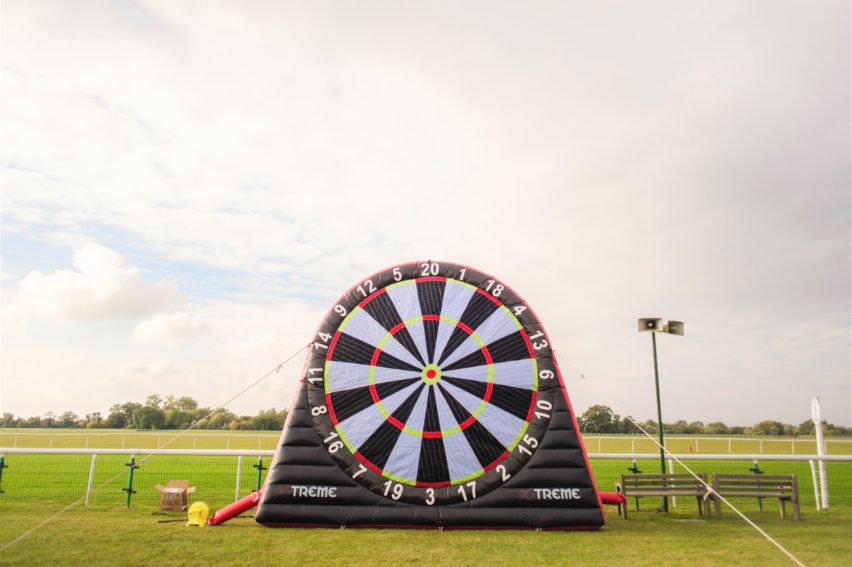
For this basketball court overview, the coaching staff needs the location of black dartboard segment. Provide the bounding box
[256,261,604,529]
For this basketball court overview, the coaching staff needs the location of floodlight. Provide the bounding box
[666,321,684,336]
[638,318,664,332]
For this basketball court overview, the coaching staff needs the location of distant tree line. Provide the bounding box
[0,394,287,431]
[577,405,852,437]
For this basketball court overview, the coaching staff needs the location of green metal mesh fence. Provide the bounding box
[0,453,847,511]
[0,453,271,506]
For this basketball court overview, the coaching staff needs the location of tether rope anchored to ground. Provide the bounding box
[555,352,807,567]
[0,343,310,555]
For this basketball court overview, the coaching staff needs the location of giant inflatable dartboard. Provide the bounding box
[256,261,604,529]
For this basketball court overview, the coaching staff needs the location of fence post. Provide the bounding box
[808,460,822,511]
[0,453,7,494]
[235,456,243,501]
[728,438,732,453]
[668,458,676,507]
[628,460,641,511]
[254,456,266,492]
[85,454,97,506]
[749,459,764,512]
[124,454,138,508]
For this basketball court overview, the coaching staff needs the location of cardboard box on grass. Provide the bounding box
[155,480,196,511]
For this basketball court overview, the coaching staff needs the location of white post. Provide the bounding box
[227,436,230,450]
[728,438,732,453]
[695,438,699,453]
[85,454,97,506]
[257,437,261,450]
[668,458,676,507]
[121,436,125,449]
[193,437,197,449]
[85,436,89,449]
[808,460,821,511]
[812,397,829,509]
[631,438,635,453]
[235,456,243,501]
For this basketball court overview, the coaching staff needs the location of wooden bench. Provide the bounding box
[615,473,710,518]
[711,474,800,520]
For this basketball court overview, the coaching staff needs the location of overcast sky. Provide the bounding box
[1,0,849,426]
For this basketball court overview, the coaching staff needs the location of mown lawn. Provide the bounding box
[1,501,851,566]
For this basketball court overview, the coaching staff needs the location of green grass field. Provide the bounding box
[1,501,850,566]
[2,431,850,565]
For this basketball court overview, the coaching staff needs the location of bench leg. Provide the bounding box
[793,500,800,521]
[714,495,722,518]
[779,499,786,519]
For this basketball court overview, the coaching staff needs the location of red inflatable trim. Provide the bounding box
[599,491,627,506]
[208,490,262,526]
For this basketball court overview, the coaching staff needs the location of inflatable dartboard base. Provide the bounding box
[255,261,604,530]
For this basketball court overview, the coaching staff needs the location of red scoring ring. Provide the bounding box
[364,314,493,436]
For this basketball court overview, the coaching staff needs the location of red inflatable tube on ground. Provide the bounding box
[208,490,262,526]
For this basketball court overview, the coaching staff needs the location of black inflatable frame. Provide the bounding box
[255,261,605,530]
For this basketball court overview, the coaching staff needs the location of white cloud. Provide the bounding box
[119,359,177,376]
[131,311,210,346]
[224,333,277,357]
[0,2,848,424]
[15,242,181,321]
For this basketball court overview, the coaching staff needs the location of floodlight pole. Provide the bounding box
[639,317,683,514]
[651,331,668,512]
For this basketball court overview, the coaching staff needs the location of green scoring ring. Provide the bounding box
[376,314,492,438]
[321,277,540,486]
[420,363,442,385]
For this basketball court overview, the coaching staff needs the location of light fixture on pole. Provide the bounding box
[638,317,684,513]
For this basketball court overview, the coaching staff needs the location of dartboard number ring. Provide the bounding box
[306,261,559,505]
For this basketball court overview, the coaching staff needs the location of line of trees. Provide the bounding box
[0,394,287,431]
[3,399,849,436]
[577,405,852,436]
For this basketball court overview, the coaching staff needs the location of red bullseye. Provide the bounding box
[420,364,442,385]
